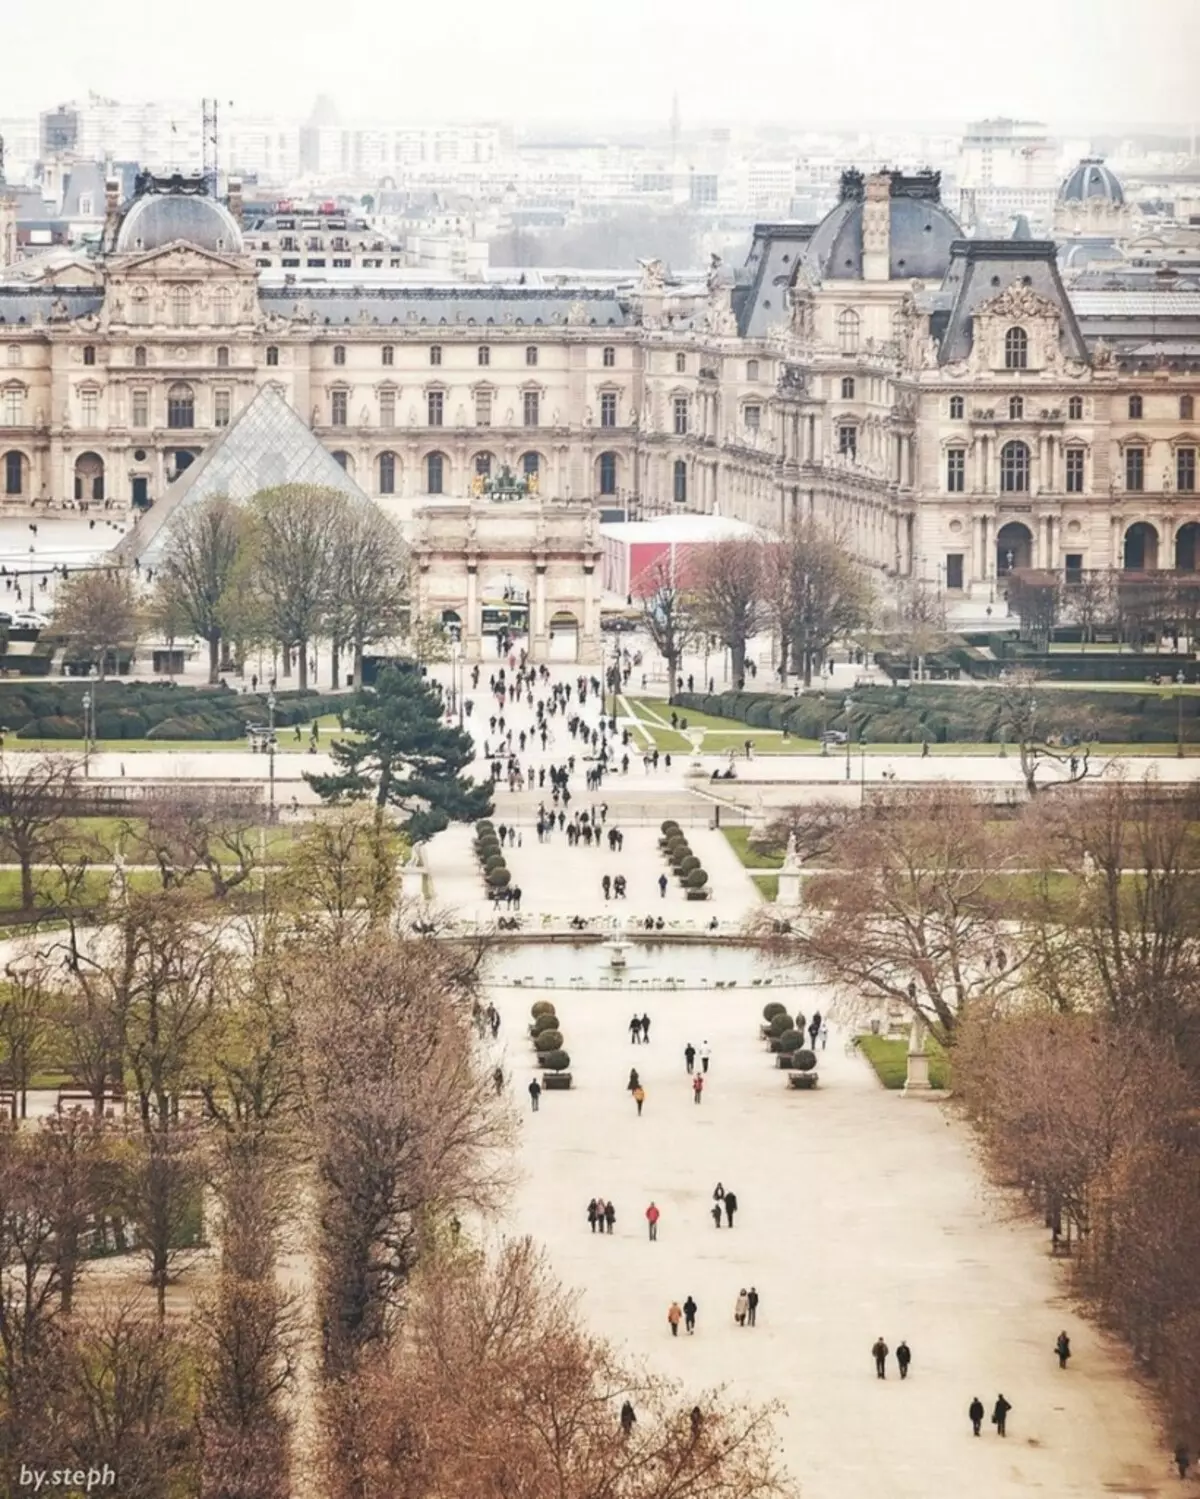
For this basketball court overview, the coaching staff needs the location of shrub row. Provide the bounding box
[761,1004,816,1074]
[658,821,708,899]
[475,820,511,890]
[668,685,1196,747]
[529,999,569,1073]
[6,681,345,740]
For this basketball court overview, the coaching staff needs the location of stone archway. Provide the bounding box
[73,451,104,502]
[1123,521,1159,571]
[1174,523,1200,572]
[996,521,1033,575]
[548,609,580,662]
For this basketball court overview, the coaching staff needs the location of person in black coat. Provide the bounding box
[992,1395,1011,1436]
[968,1397,984,1436]
[896,1340,911,1379]
[587,1199,599,1233]
[1055,1330,1071,1368]
[723,1190,738,1227]
[603,1200,616,1234]
[682,1295,697,1334]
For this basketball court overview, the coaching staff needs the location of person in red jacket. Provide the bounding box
[645,1201,660,1241]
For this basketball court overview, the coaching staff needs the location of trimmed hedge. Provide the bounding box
[542,1049,571,1073]
[532,1013,560,1036]
[763,1002,787,1022]
[486,868,511,889]
[531,1000,556,1020]
[534,1030,564,1053]
[685,869,708,890]
[768,1013,793,1038]
[792,1049,818,1073]
[7,681,344,741]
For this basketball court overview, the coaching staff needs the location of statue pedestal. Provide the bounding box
[902,1049,931,1093]
[777,868,802,907]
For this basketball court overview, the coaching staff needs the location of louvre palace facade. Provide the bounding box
[1,166,1198,604]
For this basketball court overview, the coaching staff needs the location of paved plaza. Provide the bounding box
[486,975,1169,1499]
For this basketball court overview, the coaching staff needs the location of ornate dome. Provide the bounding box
[1059,159,1124,206]
[114,187,243,255]
[802,171,961,281]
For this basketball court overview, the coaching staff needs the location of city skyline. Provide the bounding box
[4,0,1198,130]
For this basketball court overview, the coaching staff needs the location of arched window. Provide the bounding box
[949,394,964,420]
[598,451,617,496]
[1004,326,1028,370]
[602,346,615,368]
[82,345,96,366]
[1128,394,1143,419]
[1009,394,1024,420]
[381,345,394,366]
[1068,395,1083,420]
[216,346,230,368]
[378,451,397,494]
[673,459,688,503]
[130,287,150,325]
[265,346,279,367]
[1182,394,1195,421]
[1000,439,1030,493]
[3,451,25,496]
[213,287,232,324]
[171,286,191,327]
[840,376,855,399]
[333,345,346,366]
[167,382,194,429]
[426,452,445,494]
[836,308,860,354]
[521,451,540,479]
[134,345,147,368]
[474,452,493,477]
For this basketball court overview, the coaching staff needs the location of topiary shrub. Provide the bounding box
[484,854,506,874]
[532,1012,560,1035]
[534,1030,564,1053]
[486,868,511,889]
[791,1048,818,1073]
[777,1029,805,1054]
[661,820,681,835]
[763,1002,787,1022]
[542,1049,571,1073]
[680,854,700,876]
[768,1012,793,1038]
[531,1000,556,1020]
[685,869,708,890]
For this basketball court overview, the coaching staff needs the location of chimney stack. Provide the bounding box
[862,172,892,282]
[227,177,243,227]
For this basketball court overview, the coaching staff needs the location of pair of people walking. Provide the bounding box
[734,1287,759,1326]
[667,1296,699,1336]
[969,1395,1011,1436]
[710,1184,738,1227]
[683,1040,711,1074]
[871,1337,911,1379]
[629,1013,651,1044]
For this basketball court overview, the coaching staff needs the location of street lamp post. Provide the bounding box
[820,689,828,755]
[452,640,464,729]
[1177,670,1187,758]
[860,732,868,802]
[267,691,277,822]
[81,690,91,778]
[843,696,853,781]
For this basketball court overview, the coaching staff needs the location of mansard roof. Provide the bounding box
[258,285,633,328]
[735,223,815,337]
[937,239,1088,365]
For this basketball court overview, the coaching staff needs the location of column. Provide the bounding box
[465,563,479,654]
[582,563,597,663]
[532,563,547,659]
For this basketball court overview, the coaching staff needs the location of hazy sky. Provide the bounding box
[4,0,1198,128]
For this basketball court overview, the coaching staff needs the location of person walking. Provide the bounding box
[646,1202,660,1241]
[629,1014,642,1045]
[684,1042,696,1074]
[699,1041,711,1073]
[710,1201,722,1229]
[667,1301,682,1337]
[627,1068,640,1093]
[604,1200,616,1234]
[528,1078,541,1112]
[587,1198,599,1233]
[603,875,612,901]
[620,1401,636,1438]
[683,1295,697,1334]
[734,1289,749,1327]
[712,1182,725,1206]
[1055,1331,1071,1369]
[640,1013,651,1042]
[992,1394,1011,1437]
[723,1190,738,1227]
[746,1287,759,1326]
[633,1084,646,1117]
[871,1337,889,1378]
[692,1074,704,1105]
[896,1340,911,1379]
[968,1397,985,1437]
[659,873,668,898]
[1175,1445,1191,1479]
[808,1011,822,1050]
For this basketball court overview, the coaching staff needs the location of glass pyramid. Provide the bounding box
[116,385,370,568]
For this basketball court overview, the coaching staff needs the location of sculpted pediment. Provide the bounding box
[975,282,1061,324]
[110,242,247,277]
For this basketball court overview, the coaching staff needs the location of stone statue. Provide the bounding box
[637,257,665,292]
[782,830,799,871]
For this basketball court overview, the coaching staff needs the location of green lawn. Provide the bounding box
[13,714,353,755]
[721,827,784,870]
[752,874,778,902]
[855,1032,950,1090]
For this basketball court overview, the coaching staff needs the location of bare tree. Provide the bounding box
[293,936,514,1379]
[243,485,342,690]
[692,537,765,685]
[763,520,872,686]
[124,793,260,900]
[279,806,399,941]
[328,499,409,686]
[639,556,699,702]
[325,1235,797,1499]
[1004,571,1060,654]
[880,578,949,682]
[774,787,1024,1044]
[0,958,54,1117]
[156,496,244,684]
[0,754,79,911]
[51,569,141,677]
[1063,569,1115,646]
[997,670,1093,794]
